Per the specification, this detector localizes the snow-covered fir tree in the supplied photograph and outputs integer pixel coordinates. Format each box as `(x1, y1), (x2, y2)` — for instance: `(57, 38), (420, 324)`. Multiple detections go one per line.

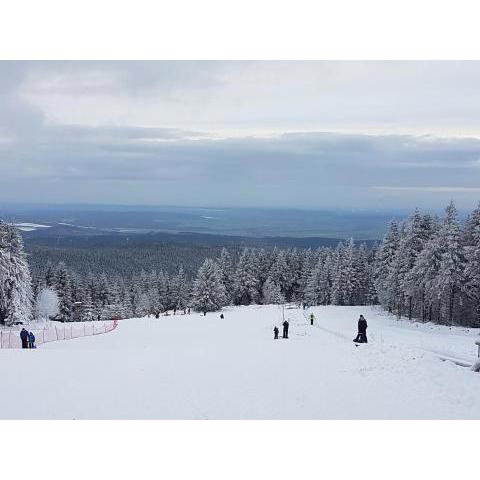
(262, 277), (285, 304)
(374, 220), (400, 312)
(170, 267), (190, 310)
(35, 287), (59, 321)
(463, 203), (480, 326)
(216, 248), (234, 304)
(233, 248), (260, 305)
(0, 222), (33, 325)
(53, 262), (74, 320)
(191, 258), (227, 312)
(432, 202), (465, 325)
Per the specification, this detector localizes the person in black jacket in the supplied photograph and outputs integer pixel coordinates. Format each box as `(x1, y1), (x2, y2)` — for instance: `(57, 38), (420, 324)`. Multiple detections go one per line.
(282, 320), (289, 339)
(274, 326), (279, 339)
(20, 328), (29, 349)
(353, 315), (368, 343)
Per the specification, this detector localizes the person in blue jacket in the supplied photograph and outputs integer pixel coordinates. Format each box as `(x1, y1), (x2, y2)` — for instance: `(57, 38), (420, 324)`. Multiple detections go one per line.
(20, 328), (29, 349)
(28, 331), (36, 349)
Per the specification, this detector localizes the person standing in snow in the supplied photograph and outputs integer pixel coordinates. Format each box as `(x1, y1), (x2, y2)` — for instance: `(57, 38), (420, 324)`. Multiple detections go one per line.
(282, 320), (289, 339)
(220, 313), (224, 319)
(309, 313), (315, 326)
(20, 328), (29, 349)
(353, 315), (368, 343)
(28, 331), (36, 349)
(274, 326), (279, 339)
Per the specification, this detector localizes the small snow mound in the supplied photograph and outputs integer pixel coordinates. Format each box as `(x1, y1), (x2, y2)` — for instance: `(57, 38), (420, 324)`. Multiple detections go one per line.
(471, 360), (480, 372)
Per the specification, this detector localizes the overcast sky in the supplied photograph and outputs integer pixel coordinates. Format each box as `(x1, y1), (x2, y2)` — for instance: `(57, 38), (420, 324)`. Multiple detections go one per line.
(2, 61), (480, 210)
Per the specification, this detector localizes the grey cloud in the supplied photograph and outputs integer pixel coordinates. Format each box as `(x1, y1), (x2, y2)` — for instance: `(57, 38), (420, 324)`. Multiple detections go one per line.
(2, 61), (480, 209)
(2, 127), (480, 208)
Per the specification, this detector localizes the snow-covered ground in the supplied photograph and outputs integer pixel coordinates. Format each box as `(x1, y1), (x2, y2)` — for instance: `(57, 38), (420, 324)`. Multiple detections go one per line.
(14, 222), (51, 231)
(1, 305), (480, 419)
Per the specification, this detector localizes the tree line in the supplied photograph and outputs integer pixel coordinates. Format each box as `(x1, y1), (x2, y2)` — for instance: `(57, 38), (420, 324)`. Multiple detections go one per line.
(374, 201), (480, 327)
(2, 201), (480, 327)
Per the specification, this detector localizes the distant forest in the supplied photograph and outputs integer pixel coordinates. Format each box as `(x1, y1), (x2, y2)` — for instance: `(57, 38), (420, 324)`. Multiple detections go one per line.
(24, 231), (368, 278)
(3, 201), (480, 328)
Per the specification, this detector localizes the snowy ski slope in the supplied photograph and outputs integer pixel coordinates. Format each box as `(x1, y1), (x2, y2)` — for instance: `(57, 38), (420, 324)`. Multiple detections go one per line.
(0, 305), (479, 419)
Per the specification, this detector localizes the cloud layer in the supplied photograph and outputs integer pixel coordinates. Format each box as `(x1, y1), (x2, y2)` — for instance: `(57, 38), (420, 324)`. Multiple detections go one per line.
(2, 61), (480, 209)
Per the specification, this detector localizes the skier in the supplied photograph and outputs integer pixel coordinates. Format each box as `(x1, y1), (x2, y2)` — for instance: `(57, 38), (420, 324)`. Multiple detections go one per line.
(220, 313), (224, 319)
(28, 331), (36, 349)
(282, 320), (289, 339)
(309, 313), (315, 326)
(188, 308), (191, 315)
(353, 314), (368, 344)
(274, 326), (279, 339)
(203, 311), (207, 316)
(173, 308), (177, 315)
(20, 328), (29, 349)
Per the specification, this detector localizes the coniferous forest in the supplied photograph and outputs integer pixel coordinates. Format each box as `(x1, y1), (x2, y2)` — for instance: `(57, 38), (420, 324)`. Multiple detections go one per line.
(2, 201), (480, 327)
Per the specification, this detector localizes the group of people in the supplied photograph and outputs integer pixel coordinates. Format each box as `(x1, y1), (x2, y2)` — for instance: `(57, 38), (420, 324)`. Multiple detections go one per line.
(273, 313), (368, 344)
(20, 328), (36, 349)
(154, 308), (191, 319)
(273, 320), (290, 339)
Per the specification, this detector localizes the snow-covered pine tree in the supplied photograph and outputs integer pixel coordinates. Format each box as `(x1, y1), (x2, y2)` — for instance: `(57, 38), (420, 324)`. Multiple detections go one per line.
(233, 248), (260, 305)
(304, 249), (332, 306)
(216, 248), (234, 304)
(296, 248), (314, 303)
(156, 270), (171, 311)
(385, 223), (408, 317)
(44, 262), (56, 288)
(262, 277), (285, 304)
(255, 248), (273, 294)
(268, 248), (291, 300)
(54, 262), (74, 321)
(353, 243), (370, 306)
(170, 267), (190, 310)
(0, 222), (33, 325)
(35, 287), (59, 322)
(136, 292), (151, 317)
(397, 210), (436, 319)
(192, 258), (227, 312)
(463, 203), (480, 326)
(331, 239), (357, 305)
(374, 220), (400, 312)
(432, 202), (465, 325)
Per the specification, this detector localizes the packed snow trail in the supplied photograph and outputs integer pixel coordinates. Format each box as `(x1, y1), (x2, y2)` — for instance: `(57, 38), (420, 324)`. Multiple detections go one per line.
(302, 305), (478, 366)
(0, 305), (480, 419)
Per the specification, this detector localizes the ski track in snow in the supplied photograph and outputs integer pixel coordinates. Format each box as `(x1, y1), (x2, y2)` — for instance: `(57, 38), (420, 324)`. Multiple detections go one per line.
(1, 304), (480, 419)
